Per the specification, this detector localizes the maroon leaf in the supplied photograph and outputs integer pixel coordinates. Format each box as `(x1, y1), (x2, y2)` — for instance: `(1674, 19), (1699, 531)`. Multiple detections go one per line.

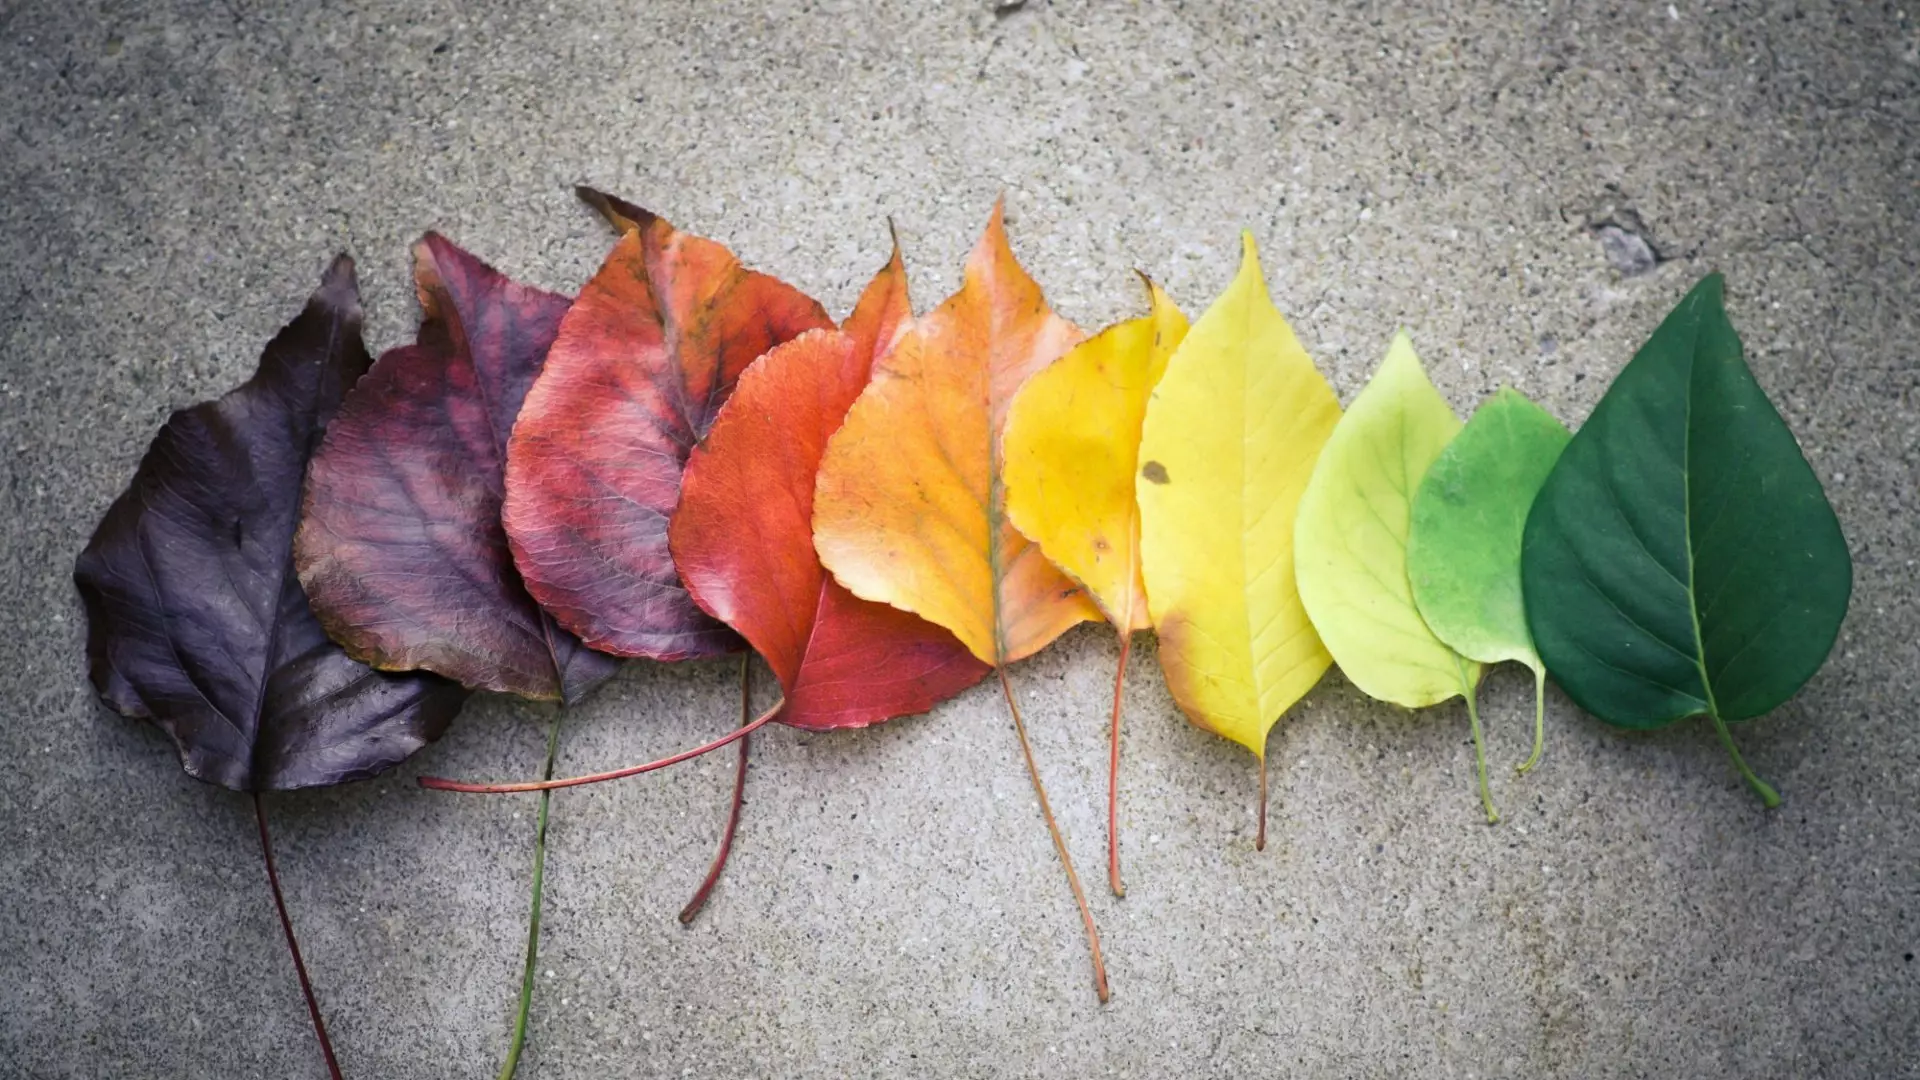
(294, 234), (621, 703)
(74, 256), (469, 791)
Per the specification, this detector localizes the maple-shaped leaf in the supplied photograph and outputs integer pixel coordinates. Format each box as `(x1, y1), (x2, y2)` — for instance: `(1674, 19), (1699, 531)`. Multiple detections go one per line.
(295, 234), (622, 704)
(74, 256), (470, 792)
(672, 243), (991, 729)
(503, 188), (834, 660)
(812, 202), (1109, 1002)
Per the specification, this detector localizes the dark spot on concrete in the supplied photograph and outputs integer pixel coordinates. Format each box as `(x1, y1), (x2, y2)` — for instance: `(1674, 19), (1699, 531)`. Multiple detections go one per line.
(1596, 225), (1658, 276)
(1586, 203), (1664, 277)
(1142, 461), (1170, 484)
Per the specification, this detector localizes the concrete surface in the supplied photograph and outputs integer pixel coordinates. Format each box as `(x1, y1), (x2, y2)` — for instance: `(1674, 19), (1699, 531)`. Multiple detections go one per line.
(3, 1), (1917, 1077)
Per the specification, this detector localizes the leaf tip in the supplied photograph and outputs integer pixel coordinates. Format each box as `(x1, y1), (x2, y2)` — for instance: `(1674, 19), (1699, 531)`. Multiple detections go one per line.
(1237, 229), (1260, 270)
(320, 253), (358, 294)
(576, 186), (658, 235)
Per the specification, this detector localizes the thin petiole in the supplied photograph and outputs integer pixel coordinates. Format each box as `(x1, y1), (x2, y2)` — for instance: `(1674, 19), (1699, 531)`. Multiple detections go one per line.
(1106, 630), (1130, 898)
(1256, 753), (1270, 852)
(419, 701), (783, 794)
(998, 667), (1111, 1004)
(497, 714), (564, 1080)
(1709, 709), (1781, 808)
(254, 794), (345, 1080)
(1516, 665), (1547, 775)
(680, 658), (754, 925)
(1458, 659), (1498, 824)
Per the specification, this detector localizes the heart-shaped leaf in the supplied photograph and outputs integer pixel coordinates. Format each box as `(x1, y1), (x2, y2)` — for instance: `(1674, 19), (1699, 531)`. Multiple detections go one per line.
(1133, 235), (1339, 847)
(1296, 333), (1496, 821)
(1407, 387), (1571, 773)
(812, 202), (1108, 1000)
(75, 256), (469, 792)
(671, 244), (991, 729)
(1003, 273), (1188, 892)
(1521, 274), (1851, 805)
(503, 190), (833, 660)
(295, 233), (622, 703)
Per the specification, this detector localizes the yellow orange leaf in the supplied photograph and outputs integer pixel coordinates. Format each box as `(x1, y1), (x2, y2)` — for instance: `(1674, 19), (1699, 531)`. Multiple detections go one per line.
(812, 202), (1109, 1001)
(1294, 333), (1498, 821)
(1002, 275), (1188, 896)
(813, 206), (1099, 665)
(1135, 233), (1341, 845)
(1004, 278), (1188, 633)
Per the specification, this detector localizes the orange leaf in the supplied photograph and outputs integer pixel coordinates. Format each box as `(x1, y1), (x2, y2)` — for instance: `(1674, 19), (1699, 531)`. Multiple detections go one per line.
(813, 203), (1099, 665)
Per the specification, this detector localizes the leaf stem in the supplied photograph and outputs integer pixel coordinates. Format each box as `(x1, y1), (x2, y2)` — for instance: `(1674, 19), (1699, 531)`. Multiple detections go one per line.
(253, 793), (344, 1080)
(1708, 709), (1781, 808)
(1457, 660), (1498, 824)
(419, 701), (783, 794)
(1516, 666), (1547, 775)
(680, 658), (754, 924)
(998, 667), (1110, 1003)
(1106, 631), (1129, 898)
(1256, 753), (1269, 852)
(497, 714), (563, 1080)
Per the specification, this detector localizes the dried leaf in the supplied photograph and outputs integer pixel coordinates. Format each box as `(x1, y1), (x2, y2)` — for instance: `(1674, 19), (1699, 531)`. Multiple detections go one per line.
(75, 257), (468, 791)
(295, 234), (621, 703)
(1134, 234), (1340, 844)
(504, 190), (832, 660)
(671, 244), (991, 729)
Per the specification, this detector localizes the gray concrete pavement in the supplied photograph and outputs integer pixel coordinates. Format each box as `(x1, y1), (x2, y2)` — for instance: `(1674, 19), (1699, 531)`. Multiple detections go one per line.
(3, 1), (1916, 1076)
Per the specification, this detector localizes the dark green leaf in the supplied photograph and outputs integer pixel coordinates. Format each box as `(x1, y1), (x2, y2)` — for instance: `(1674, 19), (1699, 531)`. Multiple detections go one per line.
(1521, 274), (1851, 805)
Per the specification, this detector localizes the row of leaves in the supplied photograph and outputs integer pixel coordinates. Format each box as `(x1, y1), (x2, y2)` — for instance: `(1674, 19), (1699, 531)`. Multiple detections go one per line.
(74, 189), (1851, 1075)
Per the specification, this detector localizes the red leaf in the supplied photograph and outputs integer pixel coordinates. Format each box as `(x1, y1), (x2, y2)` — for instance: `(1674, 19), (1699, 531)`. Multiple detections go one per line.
(671, 247), (991, 729)
(294, 235), (621, 703)
(503, 192), (833, 660)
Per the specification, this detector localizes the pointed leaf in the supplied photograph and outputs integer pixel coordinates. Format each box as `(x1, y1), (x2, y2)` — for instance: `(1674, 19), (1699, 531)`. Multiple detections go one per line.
(503, 196), (833, 660)
(1134, 235), (1340, 758)
(1408, 387), (1571, 675)
(1521, 275), (1850, 793)
(671, 250), (991, 729)
(1296, 333), (1479, 708)
(294, 234), (621, 704)
(813, 204), (1100, 665)
(1005, 277), (1188, 632)
(74, 258), (469, 791)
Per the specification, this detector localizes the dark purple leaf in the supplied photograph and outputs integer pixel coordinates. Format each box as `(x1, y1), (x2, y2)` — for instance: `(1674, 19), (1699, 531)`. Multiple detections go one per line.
(74, 256), (469, 791)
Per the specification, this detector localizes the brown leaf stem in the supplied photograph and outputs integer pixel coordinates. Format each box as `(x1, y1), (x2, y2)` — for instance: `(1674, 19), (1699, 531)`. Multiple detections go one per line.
(998, 667), (1111, 1004)
(419, 699), (782, 794)
(1107, 631), (1129, 897)
(679, 659), (754, 924)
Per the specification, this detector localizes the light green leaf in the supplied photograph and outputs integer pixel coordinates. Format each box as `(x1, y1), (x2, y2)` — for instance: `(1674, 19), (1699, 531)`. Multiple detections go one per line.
(1407, 388), (1571, 774)
(1296, 332), (1498, 822)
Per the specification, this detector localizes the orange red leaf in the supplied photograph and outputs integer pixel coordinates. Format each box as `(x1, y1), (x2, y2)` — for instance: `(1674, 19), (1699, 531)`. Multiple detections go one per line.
(670, 245), (990, 729)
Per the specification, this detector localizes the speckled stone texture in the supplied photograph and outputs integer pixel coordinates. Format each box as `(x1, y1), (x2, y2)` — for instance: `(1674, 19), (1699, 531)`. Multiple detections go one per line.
(3, 2), (1916, 1077)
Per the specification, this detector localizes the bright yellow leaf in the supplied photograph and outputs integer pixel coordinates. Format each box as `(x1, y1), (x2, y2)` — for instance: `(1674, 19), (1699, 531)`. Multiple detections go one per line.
(1135, 233), (1341, 793)
(1003, 276), (1188, 895)
(1004, 277), (1188, 632)
(1294, 333), (1498, 822)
